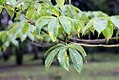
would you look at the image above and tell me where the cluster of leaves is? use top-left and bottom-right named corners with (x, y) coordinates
top-left (0, 0), bottom-right (119, 73)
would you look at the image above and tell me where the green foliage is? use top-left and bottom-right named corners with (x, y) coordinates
top-left (0, 0), bottom-right (119, 73)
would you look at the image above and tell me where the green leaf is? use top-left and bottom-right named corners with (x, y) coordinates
top-left (45, 47), bottom-right (61, 70)
top-left (0, 0), bottom-right (6, 4)
top-left (0, 31), bottom-right (7, 42)
top-left (73, 19), bottom-right (84, 33)
top-left (93, 18), bottom-right (108, 34)
top-left (58, 48), bottom-right (69, 71)
top-left (5, 4), bottom-right (14, 18)
top-left (102, 21), bottom-right (113, 40)
top-left (26, 5), bottom-right (36, 19)
top-left (51, 6), bottom-right (59, 17)
top-left (110, 16), bottom-right (119, 29)
top-left (69, 48), bottom-right (83, 73)
top-left (59, 16), bottom-right (72, 35)
top-left (6, 0), bottom-right (16, 7)
top-left (20, 34), bottom-right (27, 42)
top-left (82, 19), bottom-right (93, 34)
top-left (70, 43), bottom-right (87, 63)
top-left (22, 22), bottom-right (29, 34)
top-left (11, 39), bottom-right (19, 46)
top-left (0, 5), bottom-right (3, 13)
top-left (36, 18), bottom-right (50, 34)
top-left (56, 0), bottom-right (65, 8)
top-left (27, 32), bottom-right (34, 41)
top-left (34, 3), bottom-right (41, 13)
top-left (48, 18), bottom-right (59, 42)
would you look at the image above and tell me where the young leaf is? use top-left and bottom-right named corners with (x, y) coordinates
top-left (59, 16), bottom-right (72, 35)
top-left (22, 22), bottom-right (29, 34)
top-left (56, 0), bottom-right (65, 8)
top-left (102, 21), bottom-right (113, 40)
top-left (0, 0), bottom-right (6, 4)
top-left (93, 18), bottom-right (108, 34)
top-left (69, 48), bottom-right (83, 73)
top-left (48, 18), bottom-right (59, 42)
top-left (45, 47), bottom-right (61, 70)
top-left (110, 16), bottom-right (119, 29)
top-left (58, 48), bottom-right (69, 71)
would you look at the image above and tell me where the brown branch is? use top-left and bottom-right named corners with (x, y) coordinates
top-left (74, 43), bottom-right (119, 47)
top-left (71, 37), bottom-right (119, 43)
top-left (31, 42), bottom-right (53, 47)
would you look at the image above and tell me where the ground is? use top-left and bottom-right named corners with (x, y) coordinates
top-left (0, 53), bottom-right (119, 80)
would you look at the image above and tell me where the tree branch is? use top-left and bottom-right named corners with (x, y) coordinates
top-left (75, 43), bottom-right (119, 47)
top-left (71, 37), bottom-right (119, 43)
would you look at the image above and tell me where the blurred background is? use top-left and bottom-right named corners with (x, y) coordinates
top-left (0, 0), bottom-right (119, 80)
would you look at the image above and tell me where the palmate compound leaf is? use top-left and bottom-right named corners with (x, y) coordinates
top-left (93, 18), bottom-right (108, 35)
top-left (59, 16), bottom-right (72, 35)
top-left (45, 47), bottom-right (62, 70)
top-left (102, 21), bottom-right (113, 40)
top-left (110, 16), bottom-right (119, 29)
top-left (48, 18), bottom-right (59, 42)
top-left (69, 48), bottom-right (83, 73)
top-left (58, 48), bottom-right (69, 71)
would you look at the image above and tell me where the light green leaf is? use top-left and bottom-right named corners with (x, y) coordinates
top-left (48, 18), bottom-right (59, 42)
top-left (27, 32), bottom-right (34, 41)
top-left (82, 19), bottom-right (93, 34)
top-left (73, 19), bottom-right (84, 33)
top-left (93, 18), bottom-right (108, 34)
top-left (102, 21), bottom-right (113, 40)
top-left (51, 7), bottom-right (59, 17)
top-left (69, 48), bottom-right (83, 73)
top-left (0, 0), bottom-right (6, 4)
top-left (11, 39), bottom-right (19, 46)
top-left (110, 16), bottom-right (119, 29)
top-left (0, 31), bottom-right (7, 42)
top-left (45, 47), bottom-right (61, 70)
top-left (22, 22), bottom-right (29, 34)
top-left (59, 16), bottom-right (72, 35)
top-left (6, 0), bottom-right (16, 7)
top-left (34, 3), bottom-right (41, 13)
top-left (56, 0), bottom-right (65, 8)
top-left (5, 4), bottom-right (14, 18)
top-left (58, 48), bottom-right (69, 71)
top-left (0, 5), bottom-right (3, 13)
top-left (36, 18), bottom-right (50, 34)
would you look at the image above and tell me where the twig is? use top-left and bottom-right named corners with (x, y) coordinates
top-left (71, 37), bottom-right (119, 43)
top-left (75, 43), bottom-right (119, 47)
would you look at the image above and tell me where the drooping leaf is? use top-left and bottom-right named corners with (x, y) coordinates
top-left (102, 21), bottom-right (113, 40)
top-left (58, 48), bottom-right (69, 71)
top-left (59, 16), bottom-right (72, 35)
top-left (93, 18), bottom-right (108, 34)
top-left (5, 4), bottom-right (14, 18)
top-left (34, 3), bottom-right (41, 13)
top-left (82, 19), bottom-right (94, 34)
top-left (0, 31), bottom-right (7, 42)
top-left (27, 32), bottom-right (34, 41)
top-left (110, 16), bottom-right (119, 29)
top-left (51, 6), bottom-right (59, 17)
top-left (48, 18), bottom-right (59, 42)
top-left (73, 19), bottom-right (84, 33)
top-left (45, 47), bottom-right (61, 70)
top-left (56, 0), bottom-right (65, 8)
top-left (36, 18), bottom-right (50, 34)
top-left (69, 48), bottom-right (83, 73)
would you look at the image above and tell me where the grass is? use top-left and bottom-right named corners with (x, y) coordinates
top-left (0, 53), bottom-right (119, 80)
